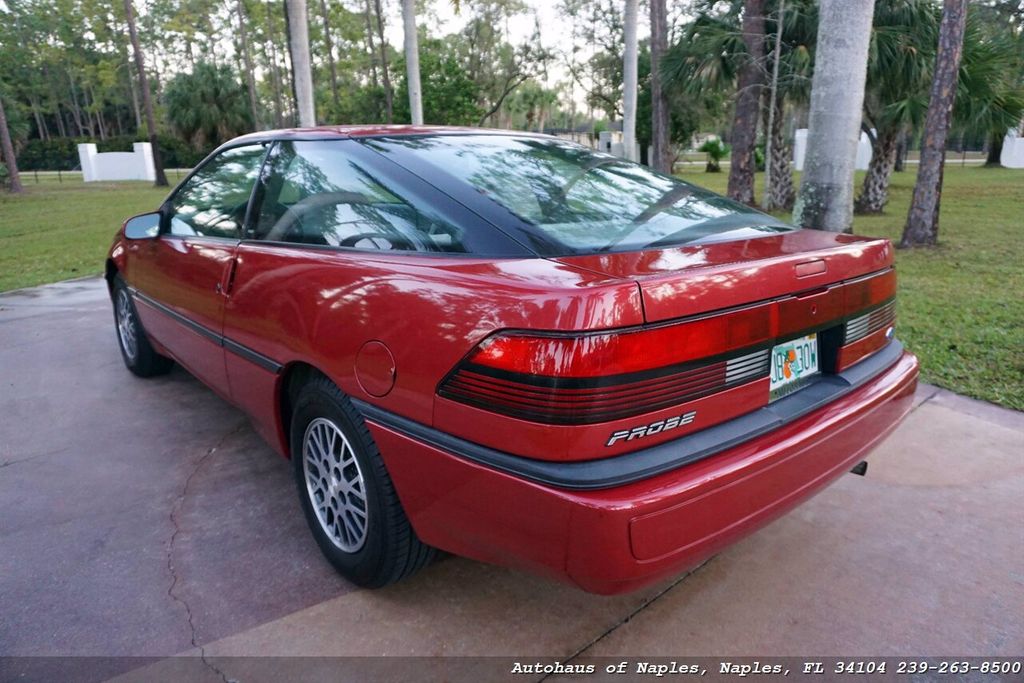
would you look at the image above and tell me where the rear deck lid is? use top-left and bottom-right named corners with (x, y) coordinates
top-left (553, 230), bottom-right (894, 322)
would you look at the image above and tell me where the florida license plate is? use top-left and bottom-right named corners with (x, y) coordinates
top-left (769, 333), bottom-right (820, 402)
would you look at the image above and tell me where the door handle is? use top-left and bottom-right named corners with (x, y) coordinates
top-left (215, 282), bottom-right (223, 295)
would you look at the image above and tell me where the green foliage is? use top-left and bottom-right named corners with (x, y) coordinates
top-left (164, 63), bottom-right (253, 149)
top-left (697, 138), bottom-right (729, 172)
top-left (16, 135), bottom-right (205, 171)
top-left (395, 39), bottom-right (483, 126)
top-left (0, 161), bottom-right (8, 189)
top-left (636, 47), bottom-right (701, 156)
top-left (952, 9), bottom-right (1024, 144)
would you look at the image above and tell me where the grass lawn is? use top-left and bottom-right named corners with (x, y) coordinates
top-left (1, 165), bottom-right (1021, 410)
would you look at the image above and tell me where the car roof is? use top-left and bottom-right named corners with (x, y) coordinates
top-left (227, 125), bottom-right (548, 147)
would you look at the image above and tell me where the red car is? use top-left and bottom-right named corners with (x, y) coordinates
top-left (107, 126), bottom-right (918, 594)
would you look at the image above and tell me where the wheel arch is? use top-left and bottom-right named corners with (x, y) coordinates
top-left (104, 259), bottom-right (119, 295)
top-left (276, 361), bottom-right (333, 459)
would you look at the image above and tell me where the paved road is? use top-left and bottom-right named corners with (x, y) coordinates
top-left (1, 278), bottom-right (1021, 683)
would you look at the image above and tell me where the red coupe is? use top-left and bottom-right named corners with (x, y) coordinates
top-left (106, 126), bottom-right (919, 594)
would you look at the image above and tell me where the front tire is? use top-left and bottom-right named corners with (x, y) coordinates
top-left (291, 376), bottom-right (434, 587)
top-left (112, 277), bottom-right (173, 377)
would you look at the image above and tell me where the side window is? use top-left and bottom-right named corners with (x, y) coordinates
top-left (252, 141), bottom-right (466, 252)
top-left (168, 144), bottom-right (267, 239)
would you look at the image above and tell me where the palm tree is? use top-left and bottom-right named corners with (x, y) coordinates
top-left (953, 14), bottom-right (1024, 168)
top-left (854, 0), bottom-right (940, 215)
top-left (901, 0), bottom-right (968, 247)
top-left (663, 1), bottom-right (817, 209)
top-left (793, 0), bottom-right (875, 232)
top-left (622, 0), bottom-right (639, 162)
top-left (285, 0), bottom-right (315, 126)
top-left (122, 0), bottom-right (168, 187)
top-left (164, 63), bottom-right (254, 149)
top-left (402, 0), bottom-right (423, 125)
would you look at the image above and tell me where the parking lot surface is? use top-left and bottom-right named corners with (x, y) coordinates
top-left (1, 278), bottom-right (1022, 682)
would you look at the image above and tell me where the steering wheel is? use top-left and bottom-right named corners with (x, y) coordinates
top-left (338, 232), bottom-right (415, 251)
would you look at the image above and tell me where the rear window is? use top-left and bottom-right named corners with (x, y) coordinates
top-left (365, 134), bottom-right (793, 255)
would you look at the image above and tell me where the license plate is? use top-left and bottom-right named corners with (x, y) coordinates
top-left (769, 333), bottom-right (820, 401)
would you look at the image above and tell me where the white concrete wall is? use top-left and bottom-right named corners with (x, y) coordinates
top-left (78, 142), bottom-right (156, 182)
top-left (1001, 131), bottom-right (1024, 169)
top-left (794, 128), bottom-right (872, 171)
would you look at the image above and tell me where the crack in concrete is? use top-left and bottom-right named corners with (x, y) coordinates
top-left (0, 447), bottom-right (70, 470)
top-left (165, 421), bottom-right (247, 683)
top-left (538, 558), bottom-right (714, 681)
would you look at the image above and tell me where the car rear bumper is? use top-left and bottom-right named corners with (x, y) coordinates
top-left (364, 346), bottom-right (919, 595)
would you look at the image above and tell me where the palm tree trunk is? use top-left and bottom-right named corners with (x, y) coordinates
top-left (401, 0), bottom-right (423, 125)
top-left (985, 131), bottom-right (1004, 167)
top-left (237, 0), bottom-right (260, 129)
top-left (285, 0), bottom-right (316, 127)
top-left (649, 0), bottom-right (670, 172)
top-left (123, 0), bottom-right (168, 187)
top-left (373, 0), bottom-right (393, 123)
top-left (763, 94), bottom-right (794, 211)
top-left (622, 0), bottom-right (639, 162)
top-left (727, 0), bottom-right (765, 206)
top-left (317, 0), bottom-right (342, 114)
top-left (793, 0), bottom-right (875, 232)
top-left (0, 95), bottom-right (24, 193)
top-left (854, 125), bottom-right (899, 214)
top-left (894, 128), bottom-right (907, 172)
top-left (901, 0), bottom-right (968, 247)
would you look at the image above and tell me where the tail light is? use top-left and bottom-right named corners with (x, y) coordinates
top-left (439, 269), bottom-right (899, 426)
top-left (438, 306), bottom-right (773, 425)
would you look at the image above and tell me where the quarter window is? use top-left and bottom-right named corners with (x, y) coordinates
top-left (252, 140), bottom-right (466, 252)
top-left (168, 144), bottom-right (267, 239)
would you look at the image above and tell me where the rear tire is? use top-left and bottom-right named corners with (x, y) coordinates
top-left (112, 276), bottom-right (173, 377)
top-left (291, 376), bottom-right (435, 587)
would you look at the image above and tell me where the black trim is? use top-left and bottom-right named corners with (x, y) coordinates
top-left (131, 289), bottom-right (283, 374)
top-left (353, 340), bottom-right (905, 491)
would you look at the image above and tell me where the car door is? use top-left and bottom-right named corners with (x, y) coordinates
top-left (129, 143), bottom-right (268, 396)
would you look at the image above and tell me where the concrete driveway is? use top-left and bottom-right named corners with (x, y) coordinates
top-left (1, 278), bottom-right (1022, 683)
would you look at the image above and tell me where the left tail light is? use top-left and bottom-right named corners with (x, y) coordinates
top-left (437, 307), bottom-right (773, 425)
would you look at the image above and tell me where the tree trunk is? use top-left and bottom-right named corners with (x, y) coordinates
top-left (622, 0), bottom-right (639, 162)
top-left (761, 0), bottom-right (785, 210)
top-left (373, 0), bottom-right (393, 123)
top-left (264, 1), bottom-right (286, 128)
top-left (285, 0), bottom-right (316, 127)
top-left (985, 130), bottom-right (1004, 167)
top-left (317, 0), bottom-right (342, 114)
top-left (237, 0), bottom-right (261, 129)
top-left (894, 128), bottom-right (907, 172)
top-left (727, 0), bottom-right (765, 206)
top-left (363, 0), bottom-right (380, 89)
top-left (401, 0), bottom-right (423, 125)
top-left (763, 94), bottom-right (794, 211)
top-left (854, 125), bottom-right (899, 214)
top-left (792, 0), bottom-right (875, 232)
top-left (901, 0), bottom-right (968, 247)
top-left (0, 95), bottom-right (24, 193)
top-left (649, 0), bottom-right (670, 172)
top-left (123, 0), bottom-right (168, 187)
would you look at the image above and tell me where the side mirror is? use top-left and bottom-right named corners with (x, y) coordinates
top-left (123, 212), bottom-right (161, 240)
